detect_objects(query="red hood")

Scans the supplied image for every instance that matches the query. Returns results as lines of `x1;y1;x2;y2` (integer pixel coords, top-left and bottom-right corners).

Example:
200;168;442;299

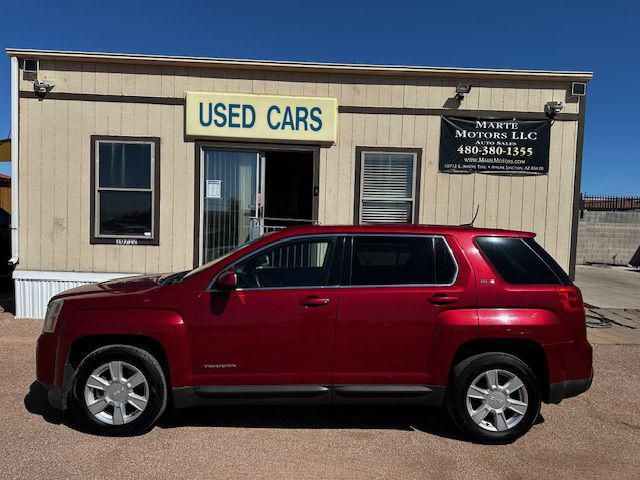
54;274;164;300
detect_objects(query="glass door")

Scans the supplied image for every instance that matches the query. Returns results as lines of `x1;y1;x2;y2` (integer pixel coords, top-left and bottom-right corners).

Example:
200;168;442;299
201;149;261;264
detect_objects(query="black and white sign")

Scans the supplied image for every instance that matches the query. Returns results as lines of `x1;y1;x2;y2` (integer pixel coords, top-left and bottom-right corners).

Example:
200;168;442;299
206;179;222;199
439;117;551;174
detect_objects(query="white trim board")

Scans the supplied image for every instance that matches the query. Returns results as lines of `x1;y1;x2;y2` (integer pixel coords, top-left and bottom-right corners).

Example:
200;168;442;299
9;56;19;265
13;271;141;319
13;270;140;282
5;48;593;82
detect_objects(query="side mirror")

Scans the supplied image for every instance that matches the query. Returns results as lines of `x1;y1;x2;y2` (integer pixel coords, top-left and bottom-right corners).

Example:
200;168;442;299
214;270;237;290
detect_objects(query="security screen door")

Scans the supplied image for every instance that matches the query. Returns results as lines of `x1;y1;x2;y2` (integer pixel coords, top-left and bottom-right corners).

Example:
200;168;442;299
201;149;261;264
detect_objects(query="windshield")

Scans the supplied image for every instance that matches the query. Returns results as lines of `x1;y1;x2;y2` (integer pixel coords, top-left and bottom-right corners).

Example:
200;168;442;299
181;237;262;281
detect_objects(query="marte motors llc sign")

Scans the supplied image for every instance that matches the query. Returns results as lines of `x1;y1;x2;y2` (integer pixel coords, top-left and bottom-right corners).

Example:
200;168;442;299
439;117;551;174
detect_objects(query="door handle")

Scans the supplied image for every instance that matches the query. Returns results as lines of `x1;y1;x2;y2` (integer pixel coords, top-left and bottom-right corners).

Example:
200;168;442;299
428;293;459;305
299;296;330;307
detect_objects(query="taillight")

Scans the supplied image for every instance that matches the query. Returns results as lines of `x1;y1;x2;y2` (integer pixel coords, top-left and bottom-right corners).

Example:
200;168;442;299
556;286;584;313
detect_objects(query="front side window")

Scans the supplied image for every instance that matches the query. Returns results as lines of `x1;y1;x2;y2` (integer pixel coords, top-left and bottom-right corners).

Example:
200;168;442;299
356;148;420;224
91;136;160;245
235;237;337;289
348;235;456;286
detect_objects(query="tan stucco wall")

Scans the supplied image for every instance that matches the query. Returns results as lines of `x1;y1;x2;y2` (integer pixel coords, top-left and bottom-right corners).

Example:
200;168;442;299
17;60;581;274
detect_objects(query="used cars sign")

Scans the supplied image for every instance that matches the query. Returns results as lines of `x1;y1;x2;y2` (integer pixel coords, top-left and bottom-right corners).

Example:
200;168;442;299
439;116;551;174
186;92;338;143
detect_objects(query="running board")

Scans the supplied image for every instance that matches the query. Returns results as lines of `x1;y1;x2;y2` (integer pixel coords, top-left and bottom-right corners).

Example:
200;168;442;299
333;385;433;397
333;385;443;406
172;385;445;409
194;385;330;397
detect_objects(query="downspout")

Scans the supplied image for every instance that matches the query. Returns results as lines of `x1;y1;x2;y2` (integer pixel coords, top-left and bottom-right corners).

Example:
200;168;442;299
9;56;19;265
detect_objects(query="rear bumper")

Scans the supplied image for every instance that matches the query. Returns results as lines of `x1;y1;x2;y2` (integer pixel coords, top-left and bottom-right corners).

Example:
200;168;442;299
543;336;593;403
547;373;593;404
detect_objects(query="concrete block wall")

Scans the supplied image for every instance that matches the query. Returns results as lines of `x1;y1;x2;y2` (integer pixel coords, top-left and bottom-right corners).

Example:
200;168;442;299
576;210;640;265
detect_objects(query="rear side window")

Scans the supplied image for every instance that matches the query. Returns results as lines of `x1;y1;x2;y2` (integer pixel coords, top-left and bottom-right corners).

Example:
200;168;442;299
524;239;572;285
434;236;457;284
349;235;457;286
476;236;571;285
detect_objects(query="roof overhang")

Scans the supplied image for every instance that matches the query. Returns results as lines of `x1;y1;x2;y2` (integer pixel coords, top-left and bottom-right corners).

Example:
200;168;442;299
6;48;593;82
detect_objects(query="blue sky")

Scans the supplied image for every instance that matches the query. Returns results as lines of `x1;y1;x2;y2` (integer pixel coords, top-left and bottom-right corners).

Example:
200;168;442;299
0;0;638;194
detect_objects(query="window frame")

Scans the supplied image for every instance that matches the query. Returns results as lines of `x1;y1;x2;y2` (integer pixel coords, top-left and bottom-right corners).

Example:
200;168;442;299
354;146;422;225
343;233;459;288
207;234;345;292
90;135;161;245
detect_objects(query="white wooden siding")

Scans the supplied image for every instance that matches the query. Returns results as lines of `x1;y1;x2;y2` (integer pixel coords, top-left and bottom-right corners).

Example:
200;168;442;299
18;60;581;277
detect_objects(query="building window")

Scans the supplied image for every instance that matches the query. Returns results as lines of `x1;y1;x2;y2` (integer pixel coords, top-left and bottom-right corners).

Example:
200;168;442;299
90;136;160;245
355;147;421;224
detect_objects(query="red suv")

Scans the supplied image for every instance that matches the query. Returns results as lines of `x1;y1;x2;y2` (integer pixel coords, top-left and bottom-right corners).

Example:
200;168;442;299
36;225;592;442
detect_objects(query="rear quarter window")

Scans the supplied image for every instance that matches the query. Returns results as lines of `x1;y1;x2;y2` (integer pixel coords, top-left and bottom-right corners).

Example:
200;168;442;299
475;236;571;286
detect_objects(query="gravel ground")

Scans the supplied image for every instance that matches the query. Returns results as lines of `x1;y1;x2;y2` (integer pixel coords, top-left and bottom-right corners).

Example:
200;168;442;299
1;314;639;479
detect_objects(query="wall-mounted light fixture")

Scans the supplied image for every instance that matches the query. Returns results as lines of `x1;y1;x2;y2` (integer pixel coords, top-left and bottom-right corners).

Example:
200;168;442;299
544;100;565;118
455;82;472;100
33;79;55;100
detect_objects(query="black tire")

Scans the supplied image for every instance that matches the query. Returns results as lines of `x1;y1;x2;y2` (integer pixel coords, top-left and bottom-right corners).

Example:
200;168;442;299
446;352;541;444
71;344;167;435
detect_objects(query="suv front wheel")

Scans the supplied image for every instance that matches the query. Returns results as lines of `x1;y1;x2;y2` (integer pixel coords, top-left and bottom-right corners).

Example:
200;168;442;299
72;344;168;435
447;352;541;443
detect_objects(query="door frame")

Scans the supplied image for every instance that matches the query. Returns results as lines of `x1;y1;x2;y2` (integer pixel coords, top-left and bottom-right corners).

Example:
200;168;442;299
193;141;321;267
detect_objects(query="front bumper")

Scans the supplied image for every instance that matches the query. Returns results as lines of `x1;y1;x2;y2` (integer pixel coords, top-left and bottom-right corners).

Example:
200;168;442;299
37;381;66;410
547;373;593;404
36;333;58;385
36;332;74;410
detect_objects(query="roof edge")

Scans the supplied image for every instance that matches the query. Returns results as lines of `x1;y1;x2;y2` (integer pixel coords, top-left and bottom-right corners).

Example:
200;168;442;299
6;48;593;82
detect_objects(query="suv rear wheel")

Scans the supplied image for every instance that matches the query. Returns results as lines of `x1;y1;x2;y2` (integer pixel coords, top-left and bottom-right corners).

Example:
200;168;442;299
72;345;167;435
447;352;541;443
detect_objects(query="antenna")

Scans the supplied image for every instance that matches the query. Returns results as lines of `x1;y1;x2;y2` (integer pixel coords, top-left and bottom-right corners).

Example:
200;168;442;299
461;204;480;227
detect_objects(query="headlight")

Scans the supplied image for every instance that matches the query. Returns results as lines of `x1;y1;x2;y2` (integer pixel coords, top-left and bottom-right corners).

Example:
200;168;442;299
43;299;64;333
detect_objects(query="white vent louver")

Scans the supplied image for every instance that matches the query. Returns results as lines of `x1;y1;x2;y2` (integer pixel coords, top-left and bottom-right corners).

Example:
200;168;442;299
360;153;415;224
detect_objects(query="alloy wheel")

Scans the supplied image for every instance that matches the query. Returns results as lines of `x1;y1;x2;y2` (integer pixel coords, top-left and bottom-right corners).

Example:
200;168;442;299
83;361;149;426
465;369;529;432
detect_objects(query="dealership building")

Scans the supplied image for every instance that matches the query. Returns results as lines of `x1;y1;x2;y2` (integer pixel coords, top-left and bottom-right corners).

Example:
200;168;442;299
6;49;591;318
